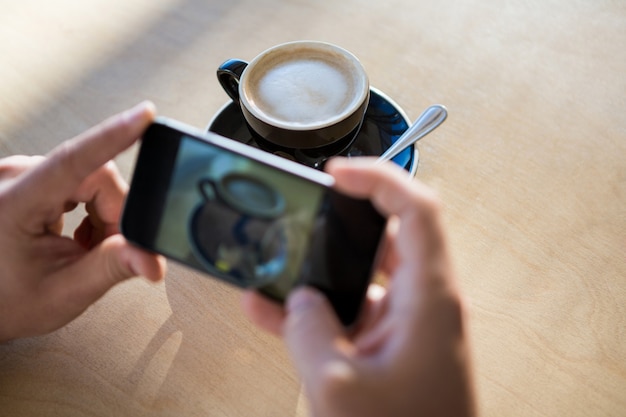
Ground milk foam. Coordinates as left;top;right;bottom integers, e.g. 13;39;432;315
247;55;360;128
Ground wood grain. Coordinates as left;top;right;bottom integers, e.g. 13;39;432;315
1;0;625;416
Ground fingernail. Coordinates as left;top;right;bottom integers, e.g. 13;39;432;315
126;100;156;122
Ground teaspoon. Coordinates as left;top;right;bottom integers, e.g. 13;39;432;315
376;104;448;164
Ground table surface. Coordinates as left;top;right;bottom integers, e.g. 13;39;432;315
1;1;625;416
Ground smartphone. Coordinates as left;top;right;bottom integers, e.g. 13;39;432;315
121;118;386;326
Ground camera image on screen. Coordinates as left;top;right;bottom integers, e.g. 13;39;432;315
190;174;288;286
153;135;326;296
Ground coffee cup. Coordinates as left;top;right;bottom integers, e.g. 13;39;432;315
190;174;287;286
217;41;370;167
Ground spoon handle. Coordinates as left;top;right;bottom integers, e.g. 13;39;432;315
376;104;448;164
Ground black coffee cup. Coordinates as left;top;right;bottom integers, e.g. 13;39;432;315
217;41;370;168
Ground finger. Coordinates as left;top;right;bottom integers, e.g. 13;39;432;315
375;215;400;277
326;157;457;318
46;215;65;236
69;161;129;248
284;287;348;383
240;290;285;336
348;283;389;336
72;160;128;227
325;157;443;264
43;235;166;320
10;101;155;221
326;157;440;219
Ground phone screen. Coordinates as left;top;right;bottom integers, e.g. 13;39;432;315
122;120;385;325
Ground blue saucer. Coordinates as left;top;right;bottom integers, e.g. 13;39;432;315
207;87;418;175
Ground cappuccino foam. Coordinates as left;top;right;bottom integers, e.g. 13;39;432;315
244;49;364;129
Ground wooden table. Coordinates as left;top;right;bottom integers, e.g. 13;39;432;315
1;1;625;416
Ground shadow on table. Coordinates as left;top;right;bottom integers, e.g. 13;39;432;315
126;263;302;416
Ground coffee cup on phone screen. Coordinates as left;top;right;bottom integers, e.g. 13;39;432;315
217;41;370;168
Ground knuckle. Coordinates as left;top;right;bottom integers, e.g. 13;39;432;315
52;140;85;182
102;160;126;190
77;160;126;205
440;290;468;334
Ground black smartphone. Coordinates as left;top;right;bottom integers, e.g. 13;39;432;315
121;118;386;326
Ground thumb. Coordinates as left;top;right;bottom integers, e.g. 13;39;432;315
284;287;347;382
48;235;166;313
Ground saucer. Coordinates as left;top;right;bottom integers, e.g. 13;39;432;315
207;87;418;176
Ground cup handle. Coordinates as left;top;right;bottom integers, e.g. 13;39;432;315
198;178;217;202
217;59;249;103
